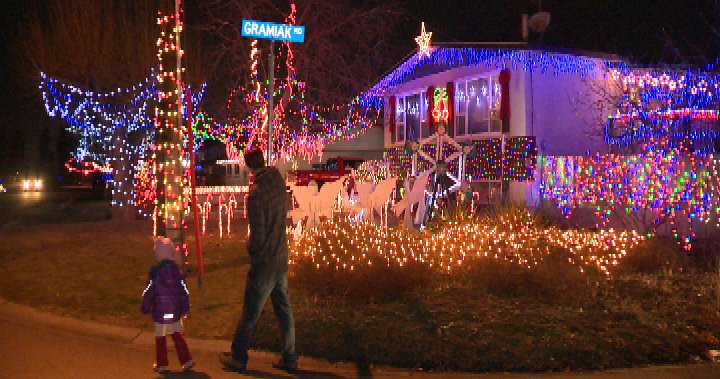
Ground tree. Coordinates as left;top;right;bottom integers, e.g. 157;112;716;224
195;0;406;119
13;0;207;219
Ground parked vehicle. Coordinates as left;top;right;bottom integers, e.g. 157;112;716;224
287;157;364;186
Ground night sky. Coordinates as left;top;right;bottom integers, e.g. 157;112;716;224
1;0;719;180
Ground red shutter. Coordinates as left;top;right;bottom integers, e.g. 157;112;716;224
426;86;435;132
446;82;454;131
499;69;511;121
389;96;396;134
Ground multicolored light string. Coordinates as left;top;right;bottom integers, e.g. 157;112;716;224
539;152;720;250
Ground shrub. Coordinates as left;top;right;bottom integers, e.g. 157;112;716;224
456;251;594;306
618;238;684;274
291;260;435;302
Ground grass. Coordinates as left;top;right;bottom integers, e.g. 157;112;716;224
1;197;719;372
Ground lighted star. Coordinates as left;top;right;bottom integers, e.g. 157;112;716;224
415;22;432;58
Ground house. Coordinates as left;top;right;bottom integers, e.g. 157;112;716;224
359;43;627;205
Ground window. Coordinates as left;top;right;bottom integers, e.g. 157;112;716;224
490;76;502;132
396;97;405;142
455;81;466;136
391;91;431;145
455;72;502;136
467;77;489;134
420;91;430;138
406;94;421;141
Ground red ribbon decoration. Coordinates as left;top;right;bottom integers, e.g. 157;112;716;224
446;82;454;133
426;86;435;131
499;69;511;121
389;96;396;136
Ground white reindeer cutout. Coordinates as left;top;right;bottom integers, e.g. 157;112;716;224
349;177;397;222
288;176;346;230
393;173;431;227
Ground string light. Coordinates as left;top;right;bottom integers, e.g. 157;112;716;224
415;22;433;58
290;211;645;276
39;69;205;216
153;2;189;241
360;47;616;110
385;137;537;182
605;68;720;151
539;152;720;250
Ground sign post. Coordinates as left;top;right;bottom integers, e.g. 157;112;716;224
241;19;305;164
267;40;275;164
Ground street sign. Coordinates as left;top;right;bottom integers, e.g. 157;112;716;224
241;19;305;43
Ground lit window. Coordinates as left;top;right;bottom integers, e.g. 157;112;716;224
396;97;405;143
406;94;421;140
454;72;502;136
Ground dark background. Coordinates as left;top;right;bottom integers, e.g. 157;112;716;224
1;0;719;183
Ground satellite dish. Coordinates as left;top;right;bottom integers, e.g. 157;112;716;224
528;12;551;33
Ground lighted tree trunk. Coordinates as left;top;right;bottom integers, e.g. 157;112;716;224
155;0;186;241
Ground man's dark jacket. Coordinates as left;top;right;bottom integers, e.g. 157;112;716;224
247;167;288;270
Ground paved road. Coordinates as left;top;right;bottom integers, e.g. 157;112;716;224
1;300;720;378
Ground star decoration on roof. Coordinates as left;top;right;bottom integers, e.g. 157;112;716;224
415;22;432;58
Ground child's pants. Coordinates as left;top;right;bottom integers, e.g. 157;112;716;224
154;321;192;367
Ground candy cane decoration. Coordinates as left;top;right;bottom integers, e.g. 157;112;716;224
201;194;213;236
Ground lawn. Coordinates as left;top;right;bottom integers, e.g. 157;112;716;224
1;196;719;372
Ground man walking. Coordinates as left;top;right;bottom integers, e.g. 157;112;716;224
220;149;297;373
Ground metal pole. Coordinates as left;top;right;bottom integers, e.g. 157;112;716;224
186;88;203;288
267;40;275;165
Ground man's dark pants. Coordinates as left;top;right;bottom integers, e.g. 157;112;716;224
231;266;296;364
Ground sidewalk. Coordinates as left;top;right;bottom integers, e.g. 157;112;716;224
1;298;719;378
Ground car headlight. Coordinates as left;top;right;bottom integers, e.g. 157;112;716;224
34;180;42;190
22;180;31;190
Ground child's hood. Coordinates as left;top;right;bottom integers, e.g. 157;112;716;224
154;236;179;263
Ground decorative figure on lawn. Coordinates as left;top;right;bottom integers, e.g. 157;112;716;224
394;172;431;229
400;119;473;227
347;177;397;226
288;176;347;231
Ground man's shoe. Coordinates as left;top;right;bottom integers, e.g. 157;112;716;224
153;363;167;374
273;358;298;374
182;360;195;371
219;352;246;372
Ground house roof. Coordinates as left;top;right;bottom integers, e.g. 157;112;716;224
358;43;627;110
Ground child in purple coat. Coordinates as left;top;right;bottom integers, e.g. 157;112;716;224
141;237;194;373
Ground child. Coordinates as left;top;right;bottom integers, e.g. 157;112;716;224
141;236;194;373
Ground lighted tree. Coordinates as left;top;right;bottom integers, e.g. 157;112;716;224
17;0;206;219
